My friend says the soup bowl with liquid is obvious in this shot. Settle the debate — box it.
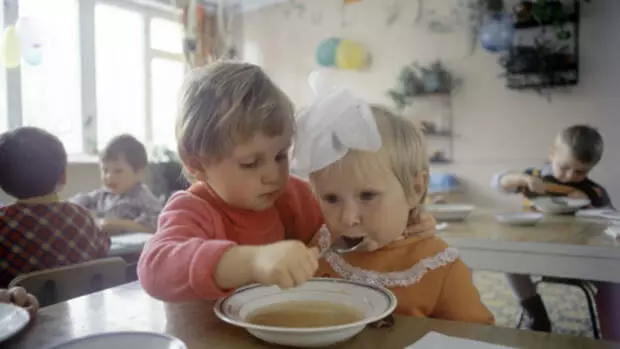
[214,278,397,348]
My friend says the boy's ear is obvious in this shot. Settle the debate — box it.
[183,156,208,182]
[58,170,67,186]
[407,171,429,207]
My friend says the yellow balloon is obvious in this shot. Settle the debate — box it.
[336,40,368,70]
[1,26,21,69]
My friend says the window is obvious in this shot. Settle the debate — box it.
[150,57,184,150]
[1,0,183,156]
[95,3,146,148]
[0,4,6,134]
[19,0,82,153]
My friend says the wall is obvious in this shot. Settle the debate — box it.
[242,0,620,209]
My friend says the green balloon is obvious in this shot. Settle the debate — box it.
[316,37,340,67]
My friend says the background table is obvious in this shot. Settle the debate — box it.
[437,211,620,282]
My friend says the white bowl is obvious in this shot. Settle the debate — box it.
[50,332,187,349]
[495,212,544,226]
[425,204,475,221]
[0,303,30,342]
[531,197,590,214]
[214,278,397,348]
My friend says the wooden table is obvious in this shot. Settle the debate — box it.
[437,211,620,282]
[5,282,619,349]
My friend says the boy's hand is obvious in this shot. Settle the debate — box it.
[523,175,546,194]
[568,190,589,199]
[0,287,39,318]
[251,240,319,289]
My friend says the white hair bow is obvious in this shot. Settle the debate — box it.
[291,71,382,176]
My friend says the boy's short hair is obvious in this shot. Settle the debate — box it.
[557,125,604,165]
[176,60,294,163]
[100,134,148,171]
[0,127,67,199]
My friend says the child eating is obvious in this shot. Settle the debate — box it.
[71,134,163,234]
[137,61,323,302]
[292,86,494,324]
[492,125,618,338]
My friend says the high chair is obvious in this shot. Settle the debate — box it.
[8,257,127,307]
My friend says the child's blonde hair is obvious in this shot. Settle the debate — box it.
[176,61,295,162]
[371,105,429,199]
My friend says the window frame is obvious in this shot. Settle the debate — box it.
[3,0,183,161]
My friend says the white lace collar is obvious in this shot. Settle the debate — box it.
[318,228,459,288]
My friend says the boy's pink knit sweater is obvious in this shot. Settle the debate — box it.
[137,176,323,301]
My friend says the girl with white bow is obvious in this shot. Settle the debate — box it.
[293,75,494,324]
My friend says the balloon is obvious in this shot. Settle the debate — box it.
[1,26,21,69]
[479,13,514,53]
[22,44,42,66]
[335,39,368,70]
[316,37,340,67]
[15,17,44,48]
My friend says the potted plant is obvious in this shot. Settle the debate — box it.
[387,60,461,111]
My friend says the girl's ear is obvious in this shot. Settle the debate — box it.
[406,171,429,207]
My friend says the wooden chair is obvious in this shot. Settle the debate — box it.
[8,257,128,307]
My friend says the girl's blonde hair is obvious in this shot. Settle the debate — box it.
[371,105,429,199]
[176,61,295,162]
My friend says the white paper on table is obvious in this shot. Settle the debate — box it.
[405,332,516,349]
[110,232,152,245]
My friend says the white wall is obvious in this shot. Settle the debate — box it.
[242,0,620,209]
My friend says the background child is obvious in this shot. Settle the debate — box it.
[137,61,323,302]
[0,127,109,288]
[293,97,494,324]
[491,125,618,339]
[0,286,39,318]
[71,134,163,234]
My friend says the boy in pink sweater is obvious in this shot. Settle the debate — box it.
[137,62,323,301]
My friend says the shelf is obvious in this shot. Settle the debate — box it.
[514,13,578,29]
[505,64,577,76]
[424,131,452,137]
[429,158,452,165]
[506,78,578,90]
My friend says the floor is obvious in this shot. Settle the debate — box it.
[474,271,594,338]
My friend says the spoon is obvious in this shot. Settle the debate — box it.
[322,236,363,256]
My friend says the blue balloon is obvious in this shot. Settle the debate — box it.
[479,13,515,53]
[316,37,340,67]
[22,44,42,66]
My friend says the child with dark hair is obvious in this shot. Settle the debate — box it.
[0,127,109,288]
[71,134,162,234]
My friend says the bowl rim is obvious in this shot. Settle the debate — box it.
[424,204,476,212]
[213,277,397,333]
[495,212,544,220]
[49,331,187,349]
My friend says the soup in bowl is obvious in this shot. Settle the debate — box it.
[213,278,397,348]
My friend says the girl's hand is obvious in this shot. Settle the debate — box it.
[0,287,39,318]
[251,240,320,289]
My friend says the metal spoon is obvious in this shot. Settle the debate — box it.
[322,236,363,256]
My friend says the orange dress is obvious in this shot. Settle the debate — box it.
[315,213,494,325]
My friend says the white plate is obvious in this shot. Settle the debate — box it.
[214,278,397,348]
[425,204,475,221]
[600,211,620,221]
[0,303,30,342]
[531,197,590,214]
[50,332,187,349]
[495,212,544,226]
